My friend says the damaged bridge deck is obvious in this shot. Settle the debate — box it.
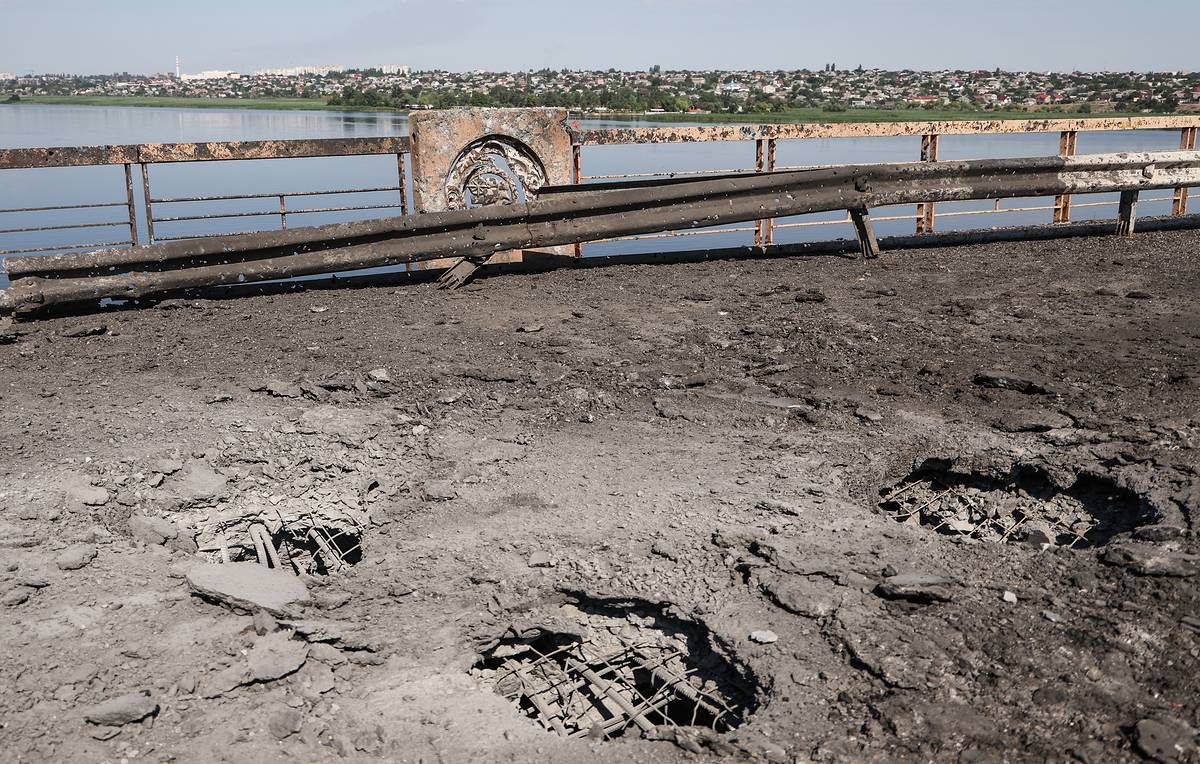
[0,227,1197,761]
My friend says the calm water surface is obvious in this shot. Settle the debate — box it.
[0,104,1186,286]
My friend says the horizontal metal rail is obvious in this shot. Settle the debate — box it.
[0,220,130,235]
[0,239,132,257]
[153,203,403,224]
[4,150,1198,314]
[0,201,129,214]
[572,116,1200,146]
[152,186,403,204]
[0,136,410,170]
[0,193,137,256]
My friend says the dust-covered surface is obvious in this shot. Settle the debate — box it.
[0,230,1198,763]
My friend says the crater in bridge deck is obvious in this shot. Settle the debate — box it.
[878,459,1154,548]
[472,597,755,741]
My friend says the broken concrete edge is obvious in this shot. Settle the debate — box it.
[184,561,312,618]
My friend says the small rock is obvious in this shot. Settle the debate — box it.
[874,574,957,604]
[256,380,303,399]
[61,322,107,338]
[1133,717,1197,762]
[55,544,98,571]
[64,476,110,507]
[81,692,158,726]
[1125,290,1154,300]
[994,408,1074,433]
[527,551,554,568]
[1002,590,1018,604]
[516,323,544,333]
[168,461,229,502]
[3,586,34,606]
[1095,287,1119,296]
[1133,524,1185,542]
[651,541,680,562]
[128,515,177,546]
[253,609,279,636]
[1032,684,1069,706]
[755,498,801,516]
[367,368,391,383]
[1102,543,1199,577]
[749,630,778,644]
[794,289,826,303]
[185,561,310,617]
[423,480,458,501]
[1042,610,1064,623]
[972,371,1052,395]
[854,406,883,423]
[1023,524,1054,547]
[155,458,184,475]
[268,708,304,739]
[311,590,352,611]
[177,674,198,695]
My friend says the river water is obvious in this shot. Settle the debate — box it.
[0,103,1187,287]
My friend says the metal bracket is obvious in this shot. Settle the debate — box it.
[849,207,881,259]
[437,256,486,290]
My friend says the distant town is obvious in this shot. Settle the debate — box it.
[3,64,1199,116]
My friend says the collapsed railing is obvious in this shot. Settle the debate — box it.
[2,149,1199,315]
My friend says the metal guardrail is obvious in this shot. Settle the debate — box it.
[2,116,1200,263]
[569,116,1200,249]
[4,150,1200,314]
[0,137,411,255]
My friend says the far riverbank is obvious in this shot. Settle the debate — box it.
[9,95,1165,125]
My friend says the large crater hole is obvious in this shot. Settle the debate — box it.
[472,598,755,741]
[879,461,1152,548]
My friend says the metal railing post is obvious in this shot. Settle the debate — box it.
[754,138,766,247]
[915,133,939,233]
[1116,189,1139,237]
[572,144,583,257]
[1173,127,1198,216]
[278,195,288,230]
[396,152,408,216]
[123,163,140,246]
[764,138,777,246]
[139,162,156,243]
[1053,130,1078,223]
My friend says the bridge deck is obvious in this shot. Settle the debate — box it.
[1,230,1197,760]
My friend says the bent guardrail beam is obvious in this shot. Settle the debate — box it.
[3,150,1199,315]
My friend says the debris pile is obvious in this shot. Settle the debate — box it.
[879,465,1149,548]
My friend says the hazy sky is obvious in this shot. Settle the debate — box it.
[1,0,1197,75]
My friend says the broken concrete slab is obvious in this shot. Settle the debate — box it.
[247,631,309,682]
[63,474,109,506]
[81,692,159,726]
[1101,543,1198,577]
[185,562,311,616]
[167,461,229,503]
[128,514,195,552]
[55,543,98,571]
